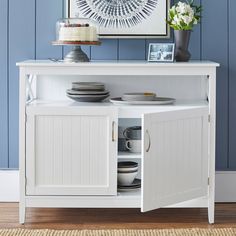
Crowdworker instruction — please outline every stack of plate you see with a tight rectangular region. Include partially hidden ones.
[118,161,141,192]
[67,82,110,102]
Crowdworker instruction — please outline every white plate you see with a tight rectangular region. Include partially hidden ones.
[67,89,109,95]
[118,167,139,172]
[110,97,176,105]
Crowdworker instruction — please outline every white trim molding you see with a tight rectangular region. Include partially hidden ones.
[0,170,19,202]
[215,171,236,202]
[0,171,235,202]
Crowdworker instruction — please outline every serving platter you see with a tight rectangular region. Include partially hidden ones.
[110,97,176,105]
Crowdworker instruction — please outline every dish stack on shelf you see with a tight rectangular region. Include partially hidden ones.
[110,92,176,105]
[118,161,141,192]
[66,82,110,102]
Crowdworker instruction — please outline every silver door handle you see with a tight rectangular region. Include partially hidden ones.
[145,130,151,152]
[112,121,116,142]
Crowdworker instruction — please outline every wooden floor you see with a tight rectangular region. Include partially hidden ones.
[0,203,236,229]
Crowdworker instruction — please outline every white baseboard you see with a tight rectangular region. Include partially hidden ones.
[0,170,235,202]
[0,170,19,202]
[215,171,236,202]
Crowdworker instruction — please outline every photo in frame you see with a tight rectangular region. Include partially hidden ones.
[67,0,170,38]
[148,43,175,62]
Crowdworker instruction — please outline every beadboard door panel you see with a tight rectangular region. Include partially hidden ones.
[36,0,64,59]
[142,107,208,212]
[201,0,229,170]
[0,0,8,168]
[228,0,236,169]
[8,0,36,168]
[26,108,117,196]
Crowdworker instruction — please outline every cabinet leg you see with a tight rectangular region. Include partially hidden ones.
[208,200,215,224]
[19,204,25,224]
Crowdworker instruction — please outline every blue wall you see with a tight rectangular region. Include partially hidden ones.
[0,0,234,170]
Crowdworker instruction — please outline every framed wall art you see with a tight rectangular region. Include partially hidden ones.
[67,0,170,39]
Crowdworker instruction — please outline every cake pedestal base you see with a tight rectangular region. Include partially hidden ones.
[64,46,89,63]
[52,41,101,63]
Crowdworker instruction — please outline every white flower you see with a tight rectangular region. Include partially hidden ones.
[173,15,182,25]
[181,15,193,25]
[185,5,193,14]
[171,5,176,11]
[167,1,201,29]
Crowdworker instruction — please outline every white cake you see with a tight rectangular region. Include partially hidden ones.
[59,24,98,42]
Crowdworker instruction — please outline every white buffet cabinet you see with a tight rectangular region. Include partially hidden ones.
[17,60,219,224]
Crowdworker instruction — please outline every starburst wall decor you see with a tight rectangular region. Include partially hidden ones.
[68,0,170,38]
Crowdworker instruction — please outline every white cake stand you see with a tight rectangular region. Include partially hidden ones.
[52,41,101,63]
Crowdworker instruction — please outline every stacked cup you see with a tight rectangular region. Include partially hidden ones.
[123,126,142,153]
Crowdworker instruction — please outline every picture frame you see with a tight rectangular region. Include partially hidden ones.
[148,43,175,62]
[67,0,170,39]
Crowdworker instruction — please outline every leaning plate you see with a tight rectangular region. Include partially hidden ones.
[67,94,109,102]
[110,97,176,105]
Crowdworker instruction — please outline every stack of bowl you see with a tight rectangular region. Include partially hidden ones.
[66,82,110,102]
[117,161,141,192]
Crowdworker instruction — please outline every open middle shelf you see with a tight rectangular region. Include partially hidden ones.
[118,152,142,159]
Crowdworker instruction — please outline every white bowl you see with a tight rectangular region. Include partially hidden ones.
[118,166,139,172]
[118,171,138,185]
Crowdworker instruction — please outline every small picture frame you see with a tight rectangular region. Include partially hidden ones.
[148,43,175,62]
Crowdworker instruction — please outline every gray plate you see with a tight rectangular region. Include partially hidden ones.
[67,89,109,95]
[118,187,141,192]
[118,178,141,188]
[122,93,156,101]
[110,97,176,105]
[72,82,105,91]
[67,94,109,102]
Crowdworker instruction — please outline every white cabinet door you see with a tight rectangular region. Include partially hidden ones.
[141,107,208,212]
[26,107,117,196]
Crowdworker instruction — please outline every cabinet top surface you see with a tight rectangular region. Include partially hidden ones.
[17,60,220,67]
